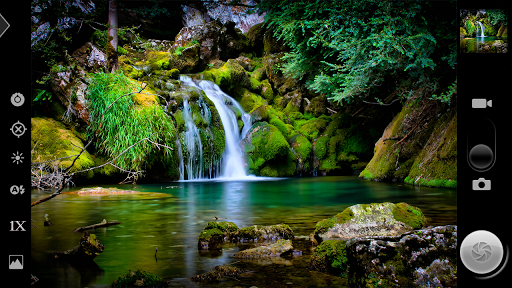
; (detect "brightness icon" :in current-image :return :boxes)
[11,151,24,164]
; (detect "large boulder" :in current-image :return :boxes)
[242,121,296,177]
[70,42,107,72]
[31,117,95,176]
[174,22,249,71]
[312,202,426,244]
[360,95,457,189]
[347,225,457,287]
[50,63,91,124]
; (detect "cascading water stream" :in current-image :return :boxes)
[182,99,204,180]
[179,76,253,180]
[476,21,486,37]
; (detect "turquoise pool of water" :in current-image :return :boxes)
[31,176,456,287]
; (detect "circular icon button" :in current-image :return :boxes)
[460,230,503,274]
[11,92,25,107]
[10,121,26,138]
[469,144,494,170]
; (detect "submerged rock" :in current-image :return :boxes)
[233,239,293,258]
[191,265,244,283]
[238,224,294,241]
[197,222,294,250]
[312,202,426,244]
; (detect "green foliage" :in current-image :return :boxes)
[33,89,53,103]
[86,71,175,172]
[257,0,456,104]
[487,9,507,26]
[430,79,457,104]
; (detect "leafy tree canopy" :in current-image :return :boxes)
[257,0,456,104]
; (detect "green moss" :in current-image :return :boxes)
[392,202,426,229]
[238,224,294,240]
[314,206,354,235]
[204,221,239,233]
[251,67,266,81]
[31,117,95,177]
[208,60,251,94]
[298,117,329,141]
[269,117,289,139]
[112,270,166,288]
[199,228,224,241]
[292,135,312,171]
[248,122,290,162]
[260,79,274,102]
[238,226,262,239]
[314,135,329,160]
[310,240,348,275]
[239,88,267,113]
[405,109,457,189]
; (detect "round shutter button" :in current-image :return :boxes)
[469,144,494,170]
[460,230,504,274]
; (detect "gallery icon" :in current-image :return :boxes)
[8,255,23,270]
[10,92,25,107]
[11,151,24,165]
[10,121,26,138]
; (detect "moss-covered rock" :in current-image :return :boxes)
[360,95,457,189]
[312,202,426,243]
[233,239,293,258]
[497,25,508,37]
[203,221,239,241]
[347,225,457,287]
[198,228,224,250]
[291,135,313,173]
[297,117,329,141]
[191,265,244,283]
[243,121,296,176]
[205,59,252,95]
[260,79,274,102]
[112,270,167,288]
[238,224,294,241]
[239,88,267,113]
[305,95,327,117]
[31,117,96,177]
[246,22,265,56]
[309,240,348,275]
[392,202,427,229]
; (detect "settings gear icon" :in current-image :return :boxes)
[10,121,26,138]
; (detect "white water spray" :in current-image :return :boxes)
[476,21,486,37]
[179,76,253,180]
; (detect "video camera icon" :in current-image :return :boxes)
[472,98,492,108]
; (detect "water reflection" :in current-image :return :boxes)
[31,176,456,287]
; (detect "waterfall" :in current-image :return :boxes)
[476,21,486,37]
[179,76,253,180]
[182,99,204,180]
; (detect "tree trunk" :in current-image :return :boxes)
[108,0,119,72]
[51,232,104,262]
